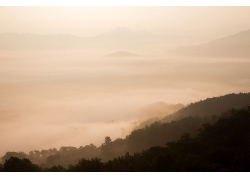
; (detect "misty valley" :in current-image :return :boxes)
[0,6,250,172]
[0,93,250,172]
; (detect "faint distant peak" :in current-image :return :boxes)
[95,27,154,39]
[110,27,133,33]
[95,27,134,37]
[108,27,153,36]
[104,51,139,57]
[22,32,36,35]
[143,102,185,108]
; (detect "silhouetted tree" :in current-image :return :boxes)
[2,152,27,162]
[69,157,103,172]
[0,164,3,172]
[1,95,249,172]
[47,153,60,165]
[2,157,40,172]
[44,165,65,172]
[104,136,112,145]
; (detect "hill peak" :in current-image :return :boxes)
[104,51,139,57]
[110,27,133,33]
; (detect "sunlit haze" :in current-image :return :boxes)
[0,6,249,159]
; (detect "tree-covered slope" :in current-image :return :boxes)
[1,107,249,172]
[1,93,249,167]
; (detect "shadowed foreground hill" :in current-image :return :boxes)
[137,93,250,129]
[1,93,249,167]
[99,108,250,172]
[131,93,250,152]
[1,108,249,171]
[169,29,250,59]
[160,92,250,123]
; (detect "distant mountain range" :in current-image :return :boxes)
[0,27,212,51]
[104,51,139,57]
[0,28,164,50]
[0,33,84,50]
[169,29,250,59]
[1,28,248,58]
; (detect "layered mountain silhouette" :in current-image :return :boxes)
[0,33,85,50]
[0,27,213,51]
[0,28,164,50]
[104,51,139,57]
[169,29,250,59]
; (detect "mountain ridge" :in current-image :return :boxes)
[104,51,139,57]
[168,29,250,59]
[0,27,213,50]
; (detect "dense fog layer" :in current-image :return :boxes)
[0,49,249,155]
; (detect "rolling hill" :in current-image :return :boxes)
[1,92,249,169]
[169,29,250,59]
[136,92,250,129]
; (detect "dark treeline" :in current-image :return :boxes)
[0,116,217,167]
[137,93,250,129]
[0,144,101,168]
[0,108,249,172]
[0,93,249,170]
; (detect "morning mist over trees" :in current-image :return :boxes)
[0,6,249,172]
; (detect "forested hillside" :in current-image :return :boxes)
[1,107,249,171]
[0,93,249,170]
[137,93,250,129]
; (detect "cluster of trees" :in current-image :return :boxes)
[1,108,249,172]
[1,144,100,168]
[0,93,249,170]
[0,115,217,166]
[160,92,250,123]
[135,93,250,129]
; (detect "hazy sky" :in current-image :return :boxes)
[0,7,249,38]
